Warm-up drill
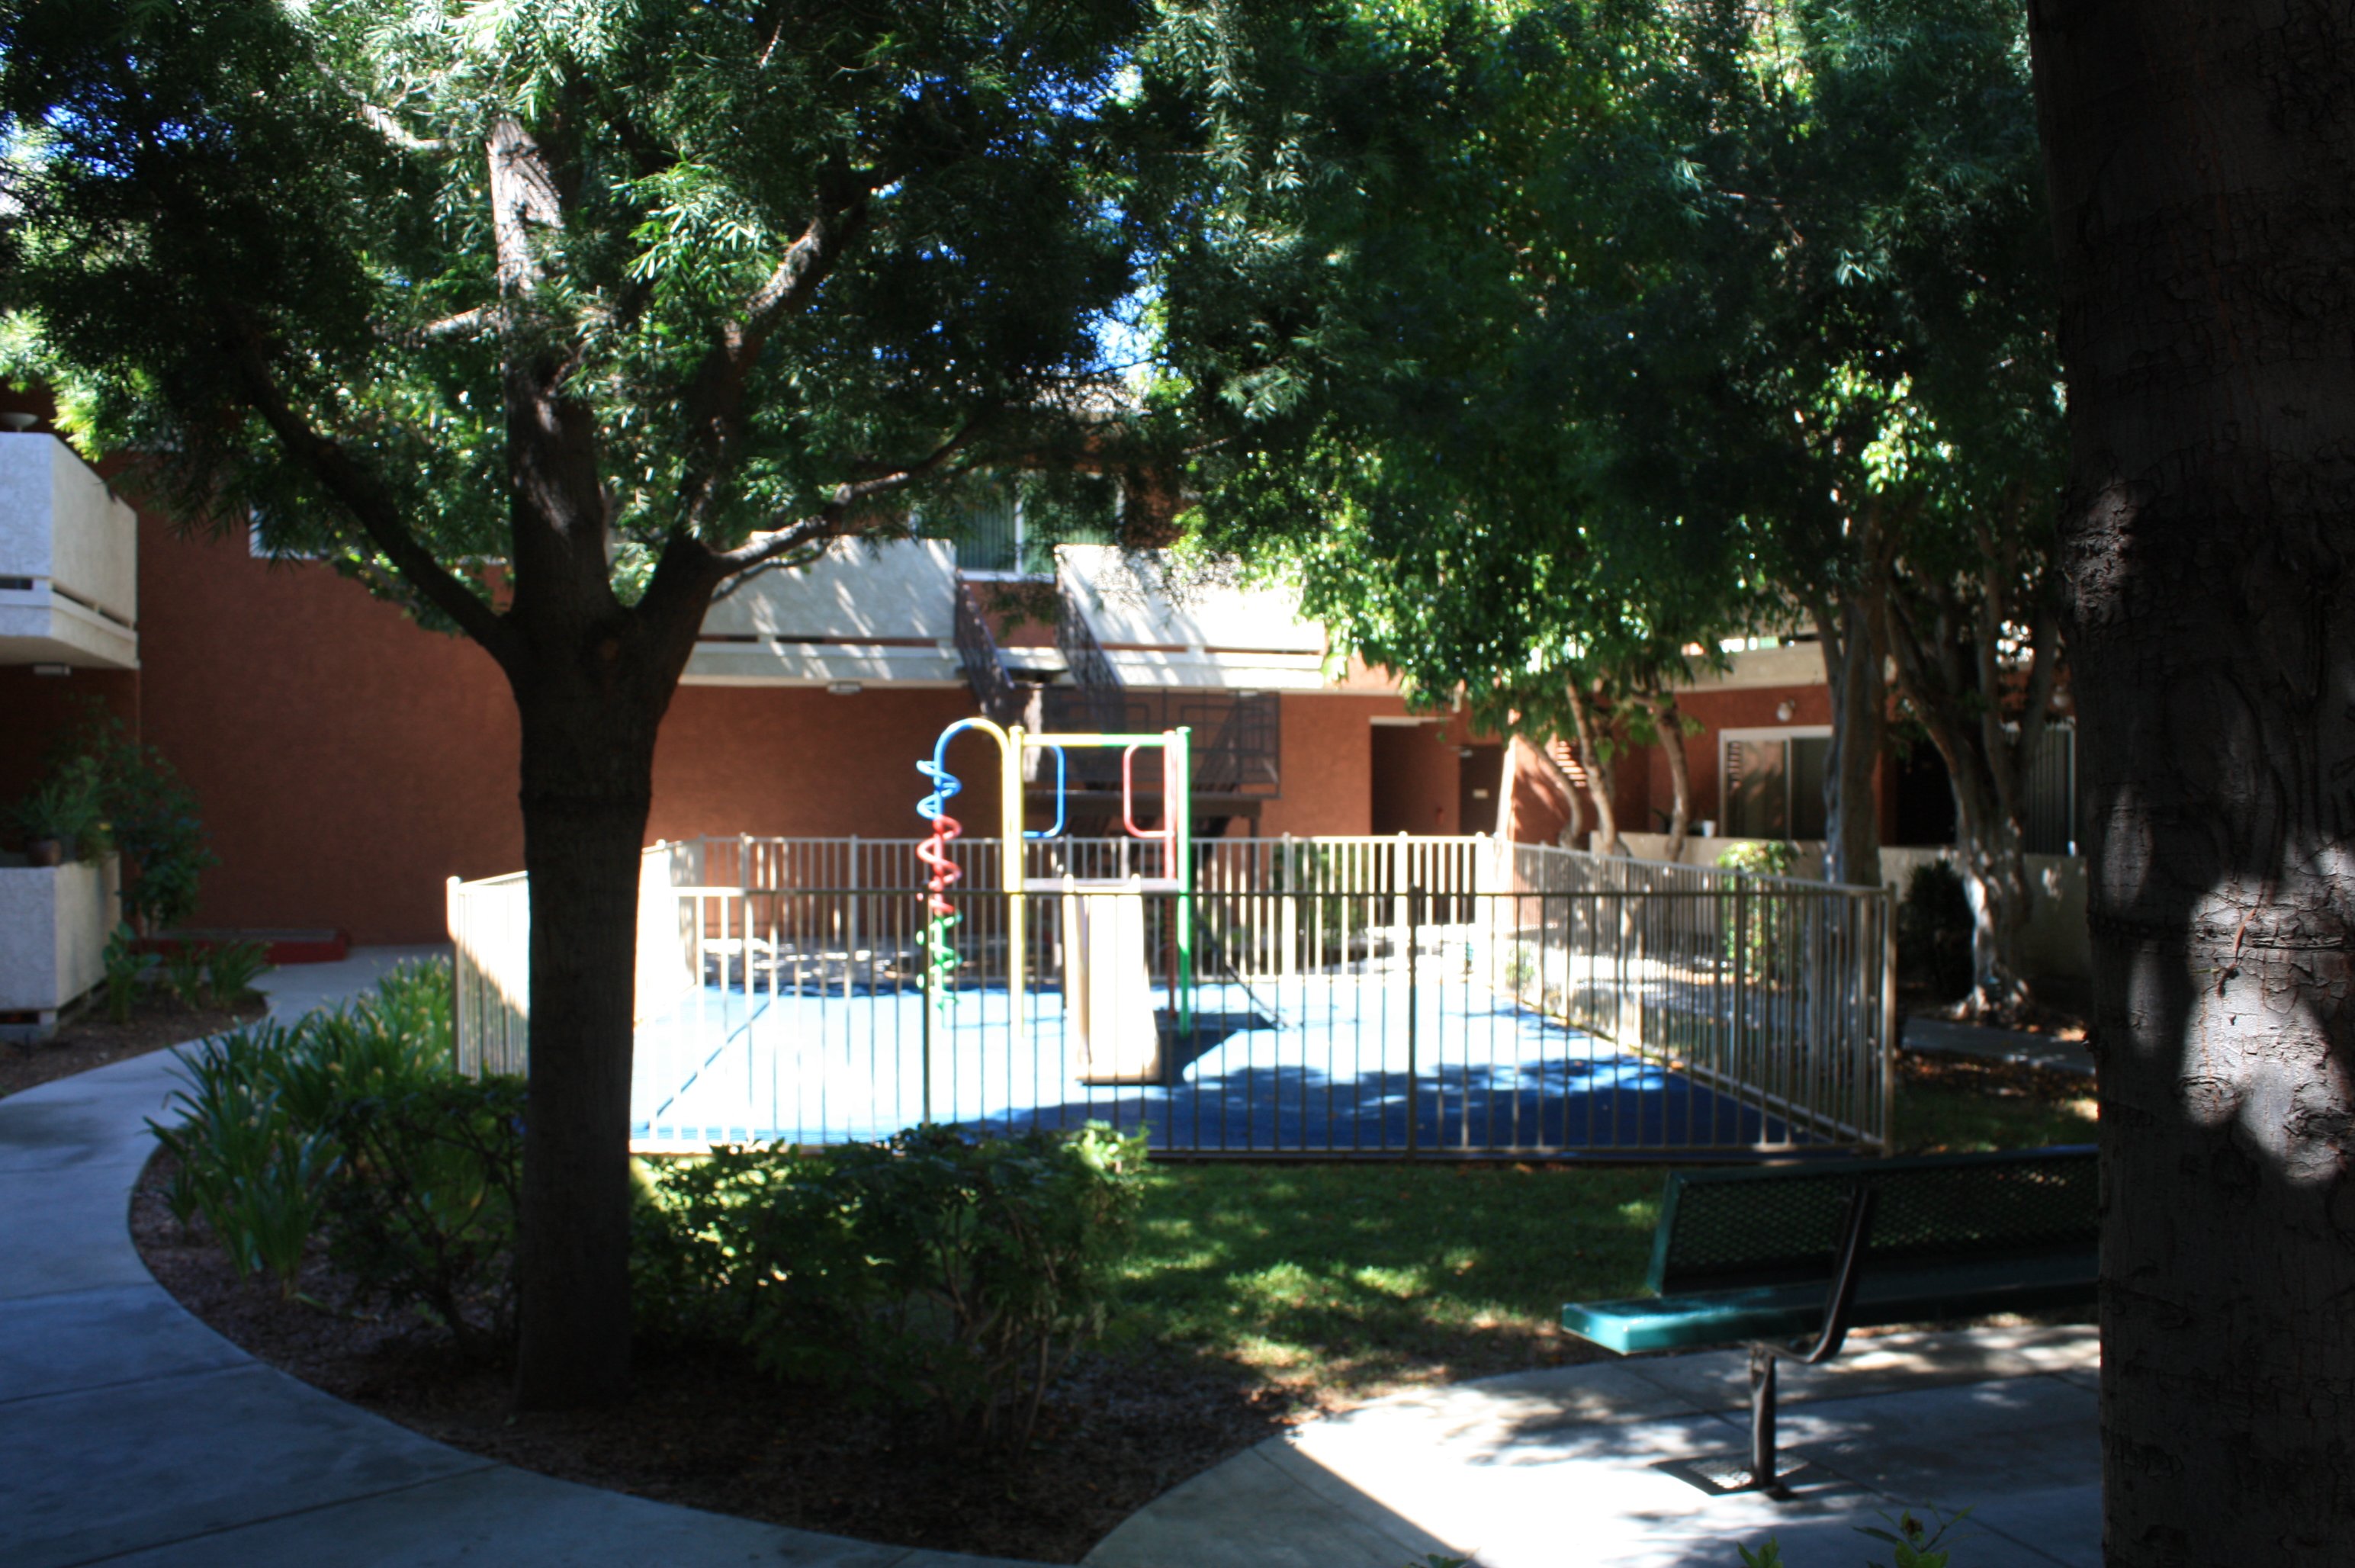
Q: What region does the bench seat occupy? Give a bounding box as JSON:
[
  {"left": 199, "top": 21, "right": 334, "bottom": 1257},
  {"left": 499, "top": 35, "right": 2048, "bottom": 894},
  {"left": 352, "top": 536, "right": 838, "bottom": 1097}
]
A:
[{"left": 1560, "top": 1248, "right": 2096, "bottom": 1354}]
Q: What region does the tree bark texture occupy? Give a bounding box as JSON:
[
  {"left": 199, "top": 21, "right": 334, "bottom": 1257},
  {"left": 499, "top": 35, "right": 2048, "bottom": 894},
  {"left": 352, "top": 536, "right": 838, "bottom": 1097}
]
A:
[
  {"left": 1815, "top": 596, "right": 1887, "bottom": 888},
  {"left": 1563, "top": 680, "right": 1621, "bottom": 856},
  {"left": 1649, "top": 690, "right": 1693, "bottom": 863},
  {"left": 2029, "top": 4, "right": 2355, "bottom": 1559}
]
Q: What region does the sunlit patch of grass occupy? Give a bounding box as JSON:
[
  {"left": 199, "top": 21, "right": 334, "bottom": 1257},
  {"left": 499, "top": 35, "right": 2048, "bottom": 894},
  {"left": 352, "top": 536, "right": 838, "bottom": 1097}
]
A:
[
  {"left": 1110, "top": 1068, "right": 2093, "bottom": 1403},
  {"left": 1112, "top": 1162, "right": 1660, "bottom": 1401}
]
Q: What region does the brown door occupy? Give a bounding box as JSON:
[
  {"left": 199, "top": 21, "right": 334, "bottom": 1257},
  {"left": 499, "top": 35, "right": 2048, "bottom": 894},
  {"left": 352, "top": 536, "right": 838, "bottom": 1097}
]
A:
[{"left": 1459, "top": 743, "right": 1505, "bottom": 836}]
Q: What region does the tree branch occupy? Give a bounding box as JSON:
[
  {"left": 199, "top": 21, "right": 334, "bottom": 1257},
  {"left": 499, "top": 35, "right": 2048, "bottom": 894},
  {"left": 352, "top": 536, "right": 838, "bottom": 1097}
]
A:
[
  {"left": 229, "top": 336, "right": 516, "bottom": 664},
  {"left": 710, "top": 423, "right": 985, "bottom": 577}
]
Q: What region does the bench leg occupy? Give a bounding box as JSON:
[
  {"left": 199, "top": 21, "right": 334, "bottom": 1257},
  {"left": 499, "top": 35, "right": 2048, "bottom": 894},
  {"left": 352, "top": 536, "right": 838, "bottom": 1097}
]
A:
[{"left": 1749, "top": 1343, "right": 1778, "bottom": 1490}]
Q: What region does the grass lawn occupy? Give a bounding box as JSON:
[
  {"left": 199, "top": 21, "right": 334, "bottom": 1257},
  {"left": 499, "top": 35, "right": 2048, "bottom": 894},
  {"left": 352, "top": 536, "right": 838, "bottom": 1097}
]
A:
[{"left": 1113, "top": 1049, "right": 2098, "bottom": 1403}]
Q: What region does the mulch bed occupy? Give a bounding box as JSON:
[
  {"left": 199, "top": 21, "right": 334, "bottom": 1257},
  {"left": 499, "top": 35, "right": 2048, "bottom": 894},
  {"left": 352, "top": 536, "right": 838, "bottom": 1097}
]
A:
[
  {"left": 130, "top": 1151, "right": 1297, "bottom": 1563},
  {"left": 1, "top": 993, "right": 265, "bottom": 1100},
  {"left": 1897, "top": 1044, "right": 2096, "bottom": 1107}
]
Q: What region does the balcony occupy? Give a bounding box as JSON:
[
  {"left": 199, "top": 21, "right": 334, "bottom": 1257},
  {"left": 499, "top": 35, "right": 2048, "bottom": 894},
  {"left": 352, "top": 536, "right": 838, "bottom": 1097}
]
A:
[
  {"left": 683, "top": 538, "right": 963, "bottom": 688},
  {"left": 0, "top": 432, "right": 138, "bottom": 670}
]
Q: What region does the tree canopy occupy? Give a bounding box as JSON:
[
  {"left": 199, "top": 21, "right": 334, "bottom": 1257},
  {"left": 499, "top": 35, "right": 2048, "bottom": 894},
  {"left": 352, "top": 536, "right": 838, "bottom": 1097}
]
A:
[{"left": 0, "top": 0, "right": 1271, "bottom": 1406}]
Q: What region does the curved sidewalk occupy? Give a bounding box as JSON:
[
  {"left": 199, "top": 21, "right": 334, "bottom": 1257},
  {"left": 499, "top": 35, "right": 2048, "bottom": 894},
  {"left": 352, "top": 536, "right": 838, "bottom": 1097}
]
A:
[{"left": 0, "top": 950, "right": 1049, "bottom": 1567}]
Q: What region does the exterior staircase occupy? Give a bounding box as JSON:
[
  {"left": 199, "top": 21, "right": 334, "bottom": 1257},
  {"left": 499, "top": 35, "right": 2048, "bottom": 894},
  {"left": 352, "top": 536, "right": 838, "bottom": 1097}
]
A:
[{"left": 953, "top": 564, "right": 1280, "bottom": 835}]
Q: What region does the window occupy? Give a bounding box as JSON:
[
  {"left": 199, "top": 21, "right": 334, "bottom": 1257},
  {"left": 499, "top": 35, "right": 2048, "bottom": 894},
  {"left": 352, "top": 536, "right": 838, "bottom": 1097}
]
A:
[
  {"left": 2022, "top": 722, "right": 2076, "bottom": 856},
  {"left": 1721, "top": 728, "right": 1832, "bottom": 840},
  {"left": 926, "top": 478, "right": 1119, "bottom": 577}
]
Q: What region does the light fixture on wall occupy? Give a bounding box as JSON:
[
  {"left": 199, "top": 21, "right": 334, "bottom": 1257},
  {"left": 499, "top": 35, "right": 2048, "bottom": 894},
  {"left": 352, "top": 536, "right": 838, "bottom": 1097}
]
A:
[
  {"left": 1775, "top": 700, "right": 1796, "bottom": 722},
  {"left": 31, "top": 664, "right": 72, "bottom": 677},
  {"left": 826, "top": 681, "right": 863, "bottom": 696}
]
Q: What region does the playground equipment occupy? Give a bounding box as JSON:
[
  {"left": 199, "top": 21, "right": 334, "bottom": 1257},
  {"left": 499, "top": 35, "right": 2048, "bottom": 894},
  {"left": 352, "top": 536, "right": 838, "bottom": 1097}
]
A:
[{"left": 916, "top": 718, "right": 1193, "bottom": 1081}]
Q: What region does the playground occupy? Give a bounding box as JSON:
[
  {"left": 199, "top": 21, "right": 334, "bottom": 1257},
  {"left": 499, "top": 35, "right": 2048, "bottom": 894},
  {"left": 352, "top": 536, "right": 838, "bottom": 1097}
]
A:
[{"left": 451, "top": 717, "right": 1894, "bottom": 1159}]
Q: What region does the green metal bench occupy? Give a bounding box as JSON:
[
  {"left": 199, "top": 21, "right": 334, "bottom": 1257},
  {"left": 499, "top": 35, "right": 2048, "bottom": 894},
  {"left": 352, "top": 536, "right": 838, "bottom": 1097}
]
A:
[{"left": 1560, "top": 1145, "right": 2097, "bottom": 1494}]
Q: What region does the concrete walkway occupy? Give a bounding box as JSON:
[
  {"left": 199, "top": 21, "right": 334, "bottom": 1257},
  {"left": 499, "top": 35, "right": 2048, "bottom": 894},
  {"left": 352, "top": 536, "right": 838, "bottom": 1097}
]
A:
[
  {"left": 2, "top": 946, "right": 2101, "bottom": 1567},
  {"left": 1088, "top": 1326, "right": 2100, "bottom": 1567},
  {"left": 1901, "top": 1014, "right": 2096, "bottom": 1077},
  {"left": 2, "top": 948, "right": 1051, "bottom": 1567}
]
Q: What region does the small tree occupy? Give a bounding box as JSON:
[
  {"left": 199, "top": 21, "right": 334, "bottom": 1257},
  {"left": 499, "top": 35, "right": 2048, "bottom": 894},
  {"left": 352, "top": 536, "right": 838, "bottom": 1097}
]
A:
[{"left": 0, "top": 0, "right": 1214, "bottom": 1407}]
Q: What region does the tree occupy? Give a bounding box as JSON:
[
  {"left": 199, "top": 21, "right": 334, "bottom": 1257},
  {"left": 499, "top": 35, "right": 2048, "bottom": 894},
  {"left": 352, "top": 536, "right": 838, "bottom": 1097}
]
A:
[
  {"left": 1164, "top": 2, "right": 1764, "bottom": 851},
  {"left": 0, "top": 0, "right": 1209, "bottom": 1407},
  {"left": 2028, "top": 4, "right": 2355, "bottom": 1558},
  {"left": 1174, "top": 0, "right": 2067, "bottom": 959}
]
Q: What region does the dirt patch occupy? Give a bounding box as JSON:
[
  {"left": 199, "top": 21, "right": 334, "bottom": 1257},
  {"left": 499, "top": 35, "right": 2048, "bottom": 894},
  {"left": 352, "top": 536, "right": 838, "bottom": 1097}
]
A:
[
  {"left": 1897, "top": 1044, "right": 2096, "bottom": 1109},
  {"left": 1900, "top": 980, "right": 2093, "bottom": 1041},
  {"left": 1, "top": 994, "right": 266, "bottom": 1101},
  {"left": 130, "top": 1150, "right": 1297, "bottom": 1563}
]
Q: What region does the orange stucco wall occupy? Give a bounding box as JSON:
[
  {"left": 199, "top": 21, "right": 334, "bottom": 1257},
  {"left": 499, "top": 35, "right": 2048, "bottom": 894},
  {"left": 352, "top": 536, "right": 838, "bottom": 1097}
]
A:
[
  {"left": 650, "top": 686, "right": 1001, "bottom": 845},
  {"left": 134, "top": 522, "right": 523, "bottom": 943}
]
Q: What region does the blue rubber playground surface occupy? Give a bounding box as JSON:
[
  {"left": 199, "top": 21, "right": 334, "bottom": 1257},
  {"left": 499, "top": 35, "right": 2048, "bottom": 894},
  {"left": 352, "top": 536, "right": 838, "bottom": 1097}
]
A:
[{"left": 629, "top": 973, "right": 1822, "bottom": 1156}]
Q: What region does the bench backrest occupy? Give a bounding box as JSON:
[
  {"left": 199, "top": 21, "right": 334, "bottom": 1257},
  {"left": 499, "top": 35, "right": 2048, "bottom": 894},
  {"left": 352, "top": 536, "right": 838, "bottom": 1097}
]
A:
[{"left": 1647, "top": 1145, "right": 2097, "bottom": 1295}]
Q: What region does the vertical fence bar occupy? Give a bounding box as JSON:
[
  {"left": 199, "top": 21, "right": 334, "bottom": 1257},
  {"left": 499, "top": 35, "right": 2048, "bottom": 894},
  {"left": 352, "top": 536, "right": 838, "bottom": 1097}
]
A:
[{"left": 1405, "top": 885, "right": 1421, "bottom": 1156}]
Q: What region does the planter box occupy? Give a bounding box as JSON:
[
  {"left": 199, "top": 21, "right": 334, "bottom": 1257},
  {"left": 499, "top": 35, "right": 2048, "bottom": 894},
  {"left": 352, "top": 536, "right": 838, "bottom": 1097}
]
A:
[{"left": 0, "top": 854, "right": 121, "bottom": 1039}]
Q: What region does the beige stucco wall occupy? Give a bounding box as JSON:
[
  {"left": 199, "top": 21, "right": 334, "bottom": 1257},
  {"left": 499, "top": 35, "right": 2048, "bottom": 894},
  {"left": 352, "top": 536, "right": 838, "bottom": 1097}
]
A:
[
  {"left": 0, "top": 854, "right": 120, "bottom": 1019},
  {"left": 1616, "top": 832, "right": 2090, "bottom": 982}
]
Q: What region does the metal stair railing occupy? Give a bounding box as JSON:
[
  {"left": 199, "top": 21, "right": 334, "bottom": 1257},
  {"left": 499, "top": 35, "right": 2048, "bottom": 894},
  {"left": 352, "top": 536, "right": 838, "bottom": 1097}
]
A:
[{"left": 954, "top": 578, "right": 1030, "bottom": 727}]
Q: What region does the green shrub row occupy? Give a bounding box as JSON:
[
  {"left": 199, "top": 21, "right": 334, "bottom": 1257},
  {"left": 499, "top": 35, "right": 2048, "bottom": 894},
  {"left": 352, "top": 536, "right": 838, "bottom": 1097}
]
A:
[
  {"left": 154, "top": 957, "right": 1150, "bottom": 1440},
  {"left": 635, "top": 1122, "right": 1149, "bottom": 1447}
]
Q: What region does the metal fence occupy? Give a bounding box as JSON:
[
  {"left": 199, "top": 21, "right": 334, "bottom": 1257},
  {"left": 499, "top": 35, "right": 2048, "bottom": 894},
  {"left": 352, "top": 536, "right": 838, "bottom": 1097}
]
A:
[{"left": 450, "top": 836, "right": 1891, "bottom": 1158}]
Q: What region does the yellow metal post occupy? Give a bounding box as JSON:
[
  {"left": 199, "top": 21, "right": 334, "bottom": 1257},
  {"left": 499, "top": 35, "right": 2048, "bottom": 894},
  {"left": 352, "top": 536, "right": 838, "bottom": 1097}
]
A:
[{"left": 1005, "top": 724, "right": 1027, "bottom": 1034}]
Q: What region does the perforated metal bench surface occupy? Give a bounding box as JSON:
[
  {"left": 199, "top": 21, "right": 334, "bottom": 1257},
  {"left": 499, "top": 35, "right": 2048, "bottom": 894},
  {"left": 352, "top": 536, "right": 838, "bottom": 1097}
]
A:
[{"left": 1560, "top": 1145, "right": 2098, "bottom": 1354}]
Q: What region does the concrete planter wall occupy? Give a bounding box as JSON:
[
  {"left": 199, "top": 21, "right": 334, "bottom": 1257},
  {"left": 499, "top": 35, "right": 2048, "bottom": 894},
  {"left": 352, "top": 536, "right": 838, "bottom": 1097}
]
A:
[
  {"left": 1614, "top": 832, "right": 2090, "bottom": 982},
  {"left": 0, "top": 853, "right": 121, "bottom": 1036}
]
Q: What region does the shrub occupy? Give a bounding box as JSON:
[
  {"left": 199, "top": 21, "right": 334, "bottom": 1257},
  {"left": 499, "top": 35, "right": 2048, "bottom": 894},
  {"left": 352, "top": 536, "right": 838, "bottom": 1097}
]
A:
[
  {"left": 642, "top": 1122, "right": 1149, "bottom": 1447},
  {"left": 326, "top": 1076, "right": 525, "bottom": 1358},
  {"left": 149, "top": 1023, "right": 332, "bottom": 1293},
  {"left": 161, "top": 944, "right": 211, "bottom": 1011},
  {"left": 38, "top": 705, "right": 214, "bottom": 930},
  {"left": 1714, "top": 839, "right": 1801, "bottom": 876},
  {"left": 148, "top": 957, "right": 518, "bottom": 1338},
  {"left": 101, "top": 922, "right": 149, "bottom": 1023},
  {"left": 203, "top": 939, "right": 271, "bottom": 1007},
  {"left": 1898, "top": 861, "right": 1974, "bottom": 1001},
  {"left": 13, "top": 754, "right": 106, "bottom": 859}
]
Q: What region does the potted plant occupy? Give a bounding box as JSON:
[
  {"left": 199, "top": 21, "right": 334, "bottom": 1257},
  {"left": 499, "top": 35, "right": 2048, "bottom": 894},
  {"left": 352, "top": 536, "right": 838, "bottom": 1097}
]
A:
[{"left": 14, "top": 757, "right": 106, "bottom": 865}]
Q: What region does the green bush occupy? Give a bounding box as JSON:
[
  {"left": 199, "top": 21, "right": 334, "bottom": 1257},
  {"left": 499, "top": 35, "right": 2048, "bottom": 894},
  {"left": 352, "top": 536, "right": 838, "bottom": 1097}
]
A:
[
  {"left": 203, "top": 939, "right": 271, "bottom": 1007},
  {"left": 326, "top": 1077, "right": 525, "bottom": 1357},
  {"left": 37, "top": 705, "right": 214, "bottom": 930},
  {"left": 160, "top": 944, "right": 211, "bottom": 1011},
  {"left": 101, "top": 922, "right": 149, "bottom": 1023},
  {"left": 1714, "top": 839, "right": 1801, "bottom": 876},
  {"left": 641, "top": 1122, "right": 1149, "bottom": 1447},
  {"left": 1898, "top": 860, "right": 1974, "bottom": 1001},
  {"left": 148, "top": 957, "right": 519, "bottom": 1338},
  {"left": 13, "top": 754, "right": 106, "bottom": 859}
]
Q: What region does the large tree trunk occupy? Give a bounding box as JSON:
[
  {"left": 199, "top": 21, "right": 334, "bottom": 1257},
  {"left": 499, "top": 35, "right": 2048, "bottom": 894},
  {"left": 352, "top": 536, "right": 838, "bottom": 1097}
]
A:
[
  {"left": 511, "top": 682, "right": 660, "bottom": 1409},
  {"left": 1815, "top": 596, "right": 1885, "bottom": 887},
  {"left": 495, "top": 334, "right": 710, "bottom": 1409},
  {"left": 2029, "top": 5, "right": 2355, "bottom": 1560}
]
